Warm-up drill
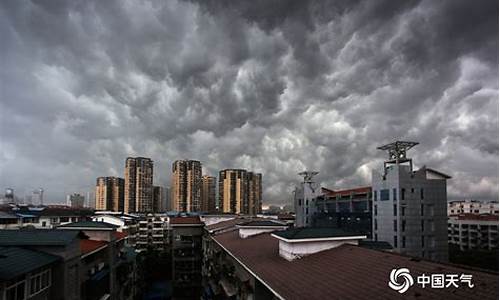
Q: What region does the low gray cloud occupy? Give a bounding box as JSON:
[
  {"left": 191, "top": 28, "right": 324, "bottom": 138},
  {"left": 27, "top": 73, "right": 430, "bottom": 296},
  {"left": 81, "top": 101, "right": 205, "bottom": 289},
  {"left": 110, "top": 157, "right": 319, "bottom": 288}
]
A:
[{"left": 0, "top": 0, "right": 497, "bottom": 205}]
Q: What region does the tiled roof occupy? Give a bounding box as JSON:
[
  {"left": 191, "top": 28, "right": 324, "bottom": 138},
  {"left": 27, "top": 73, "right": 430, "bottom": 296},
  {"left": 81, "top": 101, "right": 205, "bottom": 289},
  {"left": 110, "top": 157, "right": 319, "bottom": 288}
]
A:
[
  {"left": 169, "top": 216, "right": 203, "bottom": 225},
  {"left": 272, "top": 227, "right": 365, "bottom": 240},
  {"left": 0, "top": 211, "right": 18, "bottom": 219},
  {"left": 58, "top": 221, "right": 119, "bottom": 229},
  {"left": 452, "top": 214, "right": 498, "bottom": 221},
  {"left": 80, "top": 239, "right": 108, "bottom": 255},
  {"left": 213, "top": 231, "right": 498, "bottom": 300},
  {"left": 237, "top": 220, "right": 287, "bottom": 227},
  {"left": 0, "top": 230, "right": 81, "bottom": 246},
  {"left": 322, "top": 186, "right": 372, "bottom": 197},
  {"left": 0, "top": 247, "right": 60, "bottom": 280},
  {"left": 114, "top": 231, "right": 127, "bottom": 241}
]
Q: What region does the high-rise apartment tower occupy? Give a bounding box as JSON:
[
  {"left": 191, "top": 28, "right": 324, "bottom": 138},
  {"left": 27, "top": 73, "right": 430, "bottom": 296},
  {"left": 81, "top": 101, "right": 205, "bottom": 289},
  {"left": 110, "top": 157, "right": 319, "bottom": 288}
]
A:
[
  {"left": 171, "top": 160, "right": 202, "bottom": 212},
  {"left": 124, "top": 157, "right": 154, "bottom": 213},
  {"left": 95, "top": 177, "right": 125, "bottom": 211},
  {"left": 201, "top": 175, "right": 216, "bottom": 213}
]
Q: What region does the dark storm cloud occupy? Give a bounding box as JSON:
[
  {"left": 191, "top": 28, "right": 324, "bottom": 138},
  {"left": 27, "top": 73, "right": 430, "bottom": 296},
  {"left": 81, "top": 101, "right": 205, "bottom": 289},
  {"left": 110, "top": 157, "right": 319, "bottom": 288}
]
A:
[{"left": 0, "top": 0, "right": 497, "bottom": 205}]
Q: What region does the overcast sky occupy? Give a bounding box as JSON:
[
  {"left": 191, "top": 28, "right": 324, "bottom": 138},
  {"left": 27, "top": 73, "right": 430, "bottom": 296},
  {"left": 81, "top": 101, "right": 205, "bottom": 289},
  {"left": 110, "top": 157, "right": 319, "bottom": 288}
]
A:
[{"left": 0, "top": 0, "right": 498, "bottom": 206}]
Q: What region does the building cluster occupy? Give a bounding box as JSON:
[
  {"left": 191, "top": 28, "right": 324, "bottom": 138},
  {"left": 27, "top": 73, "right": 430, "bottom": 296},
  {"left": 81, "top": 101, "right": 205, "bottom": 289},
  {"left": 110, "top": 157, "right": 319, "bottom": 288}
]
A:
[
  {"left": 447, "top": 200, "right": 499, "bottom": 251},
  {"left": 95, "top": 158, "right": 262, "bottom": 215},
  {"left": 0, "top": 222, "right": 135, "bottom": 300}
]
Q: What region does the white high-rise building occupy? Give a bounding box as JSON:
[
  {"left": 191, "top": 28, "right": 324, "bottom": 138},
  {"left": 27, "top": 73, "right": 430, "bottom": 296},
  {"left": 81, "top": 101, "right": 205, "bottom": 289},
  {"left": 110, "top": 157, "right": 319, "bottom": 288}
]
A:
[{"left": 372, "top": 141, "right": 450, "bottom": 262}]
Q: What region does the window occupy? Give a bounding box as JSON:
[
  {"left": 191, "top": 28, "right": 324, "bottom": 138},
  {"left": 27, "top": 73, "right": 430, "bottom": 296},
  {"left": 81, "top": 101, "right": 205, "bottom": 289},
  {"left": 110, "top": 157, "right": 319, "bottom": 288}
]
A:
[
  {"left": 29, "top": 270, "right": 51, "bottom": 296},
  {"left": 421, "top": 220, "right": 425, "bottom": 232},
  {"left": 401, "top": 206, "right": 405, "bottom": 216},
  {"left": 421, "top": 235, "right": 425, "bottom": 247},
  {"left": 5, "top": 280, "right": 26, "bottom": 300},
  {"left": 374, "top": 205, "right": 377, "bottom": 216},
  {"left": 394, "top": 236, "right": 398, "bottom": 248},
  {"left": 375, "top": 234, "right": 378, "bottom": 241},
  {"left": 306, "top": 200, "right": 309, "bottom": 206},
  {"left": 411, "top": 188, "right": 414, "bottom": 193},
  {"left": 306, "top": 208, "right": 309, "bottom": 214},
  {"left": 374, "top": 219, "right": 377, "bottom": 230},
  {"left": 402, "top": 220, "right": 406, "bottom": 232},
  {"left": 402, "top": 236, "right": 406, "bottom": 248},
  {"left": 393, "top": 188, "right": 397, "bottom": 201},
  {"left": 393, "top": 220, "right": 397, "bottom": 232},
  {"left": 393, "top": 204, "right": 397, "bottom": 216},
  {"left": 380, "top": 189, "right": 390, "bottom": 201},
  {"left": 401, "top": 188, "right": 405, "bottom": 200},
  {"left": 60, "top": 217, "right": 69, "bottom": 222},
  {"left": 374, "top": 191, "right": 377, "bottom": 201},
  {"left": 421, "top": 204, "right": 424, "bottom": 216},
  {"left": 420, "top": 188, "right": 424, "bottom": 200},
  {"left": 298, "top": 199, "right": 302, "bottom": 206},
  {"left": 42, "top": 221, "right": 46, "bottom": 227}
]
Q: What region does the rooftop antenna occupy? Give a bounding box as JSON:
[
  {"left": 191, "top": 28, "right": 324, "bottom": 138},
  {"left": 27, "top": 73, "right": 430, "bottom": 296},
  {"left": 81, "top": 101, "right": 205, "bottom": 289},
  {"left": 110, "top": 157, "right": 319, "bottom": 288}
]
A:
[
  {"left": 298, "top": 171, "right": 319, "bottom": 183},
  {"left": 377, "top": 140, "right": 418, "bottom": 175}
]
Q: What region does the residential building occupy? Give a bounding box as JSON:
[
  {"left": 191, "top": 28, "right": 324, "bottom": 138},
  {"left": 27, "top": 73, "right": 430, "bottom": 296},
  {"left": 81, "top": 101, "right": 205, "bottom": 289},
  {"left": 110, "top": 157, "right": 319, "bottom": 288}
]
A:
[
  {"left": 294, "top": 171, "right": 322, "bottom": 227},
  {"left": 372, "top": 141, "right": 450, "bottom": 262},
  {"left": 311, "top": 186, "right": 372, "bottom": 237},
  {"left": 96, "top": 177, "right": 125, "bottom": 212},
  {"left": 0, "top": 247, "right": 60, "bottom": 300},
  {"left": 448, "top": 200, "right": 499, "bottom": 215},
  {"left": 201, "top": 219, "right": 498, "bottom": 300},
  {"left": 124, "top": 157, "right": 154, "bottom": 213},
  {"left": 0, "top": 205, "right": 94, "bottom": 229},
  {"left": 153, "top": 186, "right": 166, "bottom": 213},
  {"left": 136, "top": 214, "right": 168, "bottom": 252},
  {"left": 92, "top": 212, "right": 139, "bottom": 247},
  {"left": 171, "top": 160, "right": 202, "bottom": 212},
  {"left": 448, "top": 214, "right": 499, "bottom": 251},
  {"left": 169, "top": 216, "right": 204, "bottom": 299},
  {"left": 247, "top": 172, "right": 262, "bottom": 215},
  {"left": 67, "top": 193, "right": 85, "bottom": 208},
  {"left": 201, "top": 175, "right": 216, "bottom": 213},
  {"left": 219, "top": 169, "right": 262, "bottom": 214}
]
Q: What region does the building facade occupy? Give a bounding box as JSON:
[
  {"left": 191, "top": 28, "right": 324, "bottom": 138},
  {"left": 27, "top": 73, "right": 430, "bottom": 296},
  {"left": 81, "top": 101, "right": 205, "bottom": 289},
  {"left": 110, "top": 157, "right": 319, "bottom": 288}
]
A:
[
  {"left": 372, "top": 141, "right": 450, "bottom": 262},
  {"left": 201, "top": 175, "right": 216, "bottom": 213},
  {"left": 153, "top": 186, "right": 166, "bottom": 213},
  {"left": 171, "top": 160, "right": 202, "bottom": 212},
  {"left": 219, "top": 169, "right": 262, "bottom": 215},
  {"left": 96, "top": 177, "right": 125, "bottom": 212},
  {"left": 448, "top": 214, "right": 499, "bottom": 251},
  {"left": 448, "top": 200, "right": 499, "bottom": 215},
  {"left": 67, "top": 193, "right": 85, "bottom": 208},
  {"left": 124, "top": 157, "right": 154, "bottom": 213},
  {"left": 294, "top": 171, "right": 322, "bottom": 227}
]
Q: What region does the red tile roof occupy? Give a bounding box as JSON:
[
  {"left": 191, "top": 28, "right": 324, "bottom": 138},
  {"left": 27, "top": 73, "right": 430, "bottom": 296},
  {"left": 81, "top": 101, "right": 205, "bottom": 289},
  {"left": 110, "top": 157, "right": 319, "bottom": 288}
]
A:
[
  {"left": 322, "top": 186, "right": 372, "bottom": 197},
  {"left": 114, "top": 232, "right": 127, "bottom": 241},
  {"left": 213, "top": 231, "right": 498, "bottom": 300},
  {"left": 169, "top": 216, "right": 203, "bottom": 225},
  {"left": 453, "top": 214, "right": 498, "bottom": 221},
  {"left": 80, "top": 239, "right": 107, "bottom": 255}
]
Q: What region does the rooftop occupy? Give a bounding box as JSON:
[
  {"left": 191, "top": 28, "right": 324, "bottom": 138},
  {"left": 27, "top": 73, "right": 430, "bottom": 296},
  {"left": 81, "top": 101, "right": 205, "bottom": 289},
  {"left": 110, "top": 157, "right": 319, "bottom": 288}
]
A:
[
  {"left": 322, "top": 186, "right": 372, "bottom": 197},
  {"left": 169, "top": 216, "right": 203, "bottom": 225},
  {"left": 58, "top": 221, "right": 119, "bottom": 229},
  {"left": 237, "top": 220, "right": 287, "bottom": 227},
  {"left": 0, "top": 247, "right": 60, "bottom": 280},
  {"left": 80, "top": 239, "right": 108, "bottom": 256},
  {"left": 0, "top": 229, "right": 82, "bottom": 246},
  {"left": 272, "top": 227, "right": 365, "bottom": 240},
  {"left": 213, "top": 231, "right": 498, "bottom": 300}
]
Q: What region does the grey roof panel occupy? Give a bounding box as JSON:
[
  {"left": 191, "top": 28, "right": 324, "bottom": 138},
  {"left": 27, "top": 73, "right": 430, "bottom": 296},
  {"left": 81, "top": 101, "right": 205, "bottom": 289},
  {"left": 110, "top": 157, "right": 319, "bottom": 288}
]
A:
[{"left": 0, "top": 247, "right": 60, "bottom": 280}]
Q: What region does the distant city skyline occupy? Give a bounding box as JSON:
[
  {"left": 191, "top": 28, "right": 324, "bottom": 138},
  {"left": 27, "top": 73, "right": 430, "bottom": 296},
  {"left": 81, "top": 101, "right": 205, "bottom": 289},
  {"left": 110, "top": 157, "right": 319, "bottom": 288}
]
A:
[{"left": 0, "top": 0, "right": 497, "bottom": 206}]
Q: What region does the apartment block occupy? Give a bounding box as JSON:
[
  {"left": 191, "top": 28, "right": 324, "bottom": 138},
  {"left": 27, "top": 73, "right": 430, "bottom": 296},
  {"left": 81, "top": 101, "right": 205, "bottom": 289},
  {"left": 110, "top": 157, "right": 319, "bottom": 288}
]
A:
[
  {"left": 294, "top": 171, "right": 322, "bottom": 227},
  {"left": 67, "top": 193, "right": 85, "bottom": 208},
  {"left": 219, "top": 169, "right": 262, "bottom": 215},
  {"left": 136, "top": 214, "right": 168, "bottom": 251},
  {"left": 171, "top": 160, "right": 202, "bottom": 212},
  {"left": 153, "top": 186, "right": 166, "bottom": 213},
  {"left": 448, "top": 200, "right": 499, "bottom": 215},
  {"left": 96, "top": 177, "right": 125, "bottom": 212},
  {"left": 372, "top": 141, "right": 450, "bottom": 262},
  {"left": 201, "top": 175, "right": 216, "bottom": 213},
  {"left": 448, "top": 214, "right": 499, "bottom": 251},
  {"left": 124, "top": 157, "right": 154, "bottom": 213}
]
